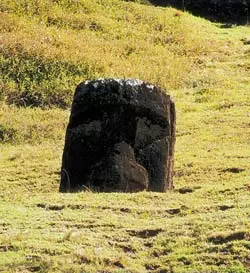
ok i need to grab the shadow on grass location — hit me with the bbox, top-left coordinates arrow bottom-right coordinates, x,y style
144,0 -> 250,25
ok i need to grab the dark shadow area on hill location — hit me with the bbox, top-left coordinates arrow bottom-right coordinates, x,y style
144,0 -> 250,25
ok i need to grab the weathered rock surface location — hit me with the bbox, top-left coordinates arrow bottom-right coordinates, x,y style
60,78 -> 176,192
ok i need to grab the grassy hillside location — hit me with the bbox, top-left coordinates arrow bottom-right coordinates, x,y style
0,0 -> 250,272
1,0 -> 225,108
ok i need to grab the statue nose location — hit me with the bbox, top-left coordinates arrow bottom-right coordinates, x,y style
87,141 -> 149,192
108,141 -> 149,192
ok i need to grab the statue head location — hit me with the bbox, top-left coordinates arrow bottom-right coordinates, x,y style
60,78 -> 175,192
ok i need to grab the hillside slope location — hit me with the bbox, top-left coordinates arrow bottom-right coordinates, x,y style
1,0 -> 226,107
0,0 -> 250,272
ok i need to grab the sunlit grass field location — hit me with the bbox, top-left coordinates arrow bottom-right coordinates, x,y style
0,0 -> 250,272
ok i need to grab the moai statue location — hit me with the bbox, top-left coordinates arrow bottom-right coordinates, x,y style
60,78 -> 176,192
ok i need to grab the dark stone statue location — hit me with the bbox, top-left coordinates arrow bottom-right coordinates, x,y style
60,78 -> 176,192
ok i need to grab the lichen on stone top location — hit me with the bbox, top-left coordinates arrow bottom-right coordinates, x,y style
84,78 -> 145,88
124,78 -> 144,87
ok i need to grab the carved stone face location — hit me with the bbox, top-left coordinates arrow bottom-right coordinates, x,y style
60,79 -> 175,192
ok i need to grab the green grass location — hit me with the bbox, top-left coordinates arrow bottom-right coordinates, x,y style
0,0 -> 250,272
